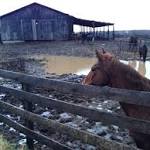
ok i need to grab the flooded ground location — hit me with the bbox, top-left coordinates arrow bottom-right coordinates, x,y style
31,55 -> 96,75
31,54 -> 150,79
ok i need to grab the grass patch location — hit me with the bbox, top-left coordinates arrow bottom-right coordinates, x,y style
0,135 -> 27,150
0,135 -> 15,150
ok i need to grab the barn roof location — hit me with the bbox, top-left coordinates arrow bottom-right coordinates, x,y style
0,2 -> 71,19
0,2 -> 114,27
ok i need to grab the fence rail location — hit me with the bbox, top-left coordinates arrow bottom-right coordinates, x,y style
0,69 -> 149,149
0,114 -> 72,150
0,69 -> 150,106
0,85 -> 150,135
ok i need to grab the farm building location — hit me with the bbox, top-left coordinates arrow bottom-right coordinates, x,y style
0,2 -> 114,42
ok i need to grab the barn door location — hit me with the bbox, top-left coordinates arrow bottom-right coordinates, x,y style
21,20 -> 33,41
32,19 -> 37,40
36,19 -> 54,41
21,19 -> 54,41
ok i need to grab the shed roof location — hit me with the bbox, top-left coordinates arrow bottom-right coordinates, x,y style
73,17 -> 114,27
0,2 -> 114,27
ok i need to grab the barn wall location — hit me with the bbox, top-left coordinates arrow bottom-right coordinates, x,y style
0,18 -> 1,40
1,4 -> 73,41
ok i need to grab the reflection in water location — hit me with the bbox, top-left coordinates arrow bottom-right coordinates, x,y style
34,55 -> 150,79
128,61 -> 137,71
138,61 -> 146,76
128,60 -> 147,77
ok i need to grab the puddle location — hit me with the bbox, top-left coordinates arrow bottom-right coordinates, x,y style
31,55 -> 96,75
31,55 -> 150,79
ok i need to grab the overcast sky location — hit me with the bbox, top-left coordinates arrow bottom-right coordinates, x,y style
0,0 -> 150,30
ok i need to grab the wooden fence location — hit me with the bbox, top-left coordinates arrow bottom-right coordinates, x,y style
0,69 -> 150,149
116,40 -> 139,53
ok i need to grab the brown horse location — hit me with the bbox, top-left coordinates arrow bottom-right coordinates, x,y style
82,50 -> 150,150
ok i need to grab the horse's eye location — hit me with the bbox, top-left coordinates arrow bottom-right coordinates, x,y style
91,65 -> 100,71
91,68 -> 95,71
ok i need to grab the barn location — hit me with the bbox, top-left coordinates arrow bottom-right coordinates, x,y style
0,2 -> 114,42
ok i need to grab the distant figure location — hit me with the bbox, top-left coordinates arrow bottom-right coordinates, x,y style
139,43 -> 148,62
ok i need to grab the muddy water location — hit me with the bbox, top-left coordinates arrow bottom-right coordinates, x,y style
32,55 -> 150,79
32,55 -> 96,75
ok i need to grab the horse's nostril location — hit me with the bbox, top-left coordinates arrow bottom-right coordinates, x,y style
82,79 -> 92,85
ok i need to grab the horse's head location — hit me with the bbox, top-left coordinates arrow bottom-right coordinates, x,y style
82,49 -> 114,86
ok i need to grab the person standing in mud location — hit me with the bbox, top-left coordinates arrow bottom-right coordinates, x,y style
139,41 -> 148,62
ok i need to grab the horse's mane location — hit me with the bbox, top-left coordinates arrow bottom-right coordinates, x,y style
109,57 -> 150,91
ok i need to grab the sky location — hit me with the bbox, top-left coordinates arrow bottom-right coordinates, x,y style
0,0 -> 150,30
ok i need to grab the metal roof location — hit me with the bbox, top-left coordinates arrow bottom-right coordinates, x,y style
72,17 -> 114,27
0,3 -> 71,19
0,3 -> 114,27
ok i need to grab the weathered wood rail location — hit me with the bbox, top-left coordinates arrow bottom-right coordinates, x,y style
0,69 -> 150,150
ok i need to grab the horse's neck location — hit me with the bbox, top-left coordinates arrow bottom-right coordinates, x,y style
109,60 -> 150,91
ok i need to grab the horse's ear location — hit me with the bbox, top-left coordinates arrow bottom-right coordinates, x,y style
95,50 -> 103,61
102,48 -> 106,54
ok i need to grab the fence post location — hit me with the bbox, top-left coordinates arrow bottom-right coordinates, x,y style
22,83 -> 34,150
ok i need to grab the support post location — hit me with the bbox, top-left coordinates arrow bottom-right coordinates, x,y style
113,25 -> 115,40
103,27 -> 105,40
22,84 -> 34,150
107,26 -> 110,40
92,22 -> 95,42
99,27 -> 102,39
